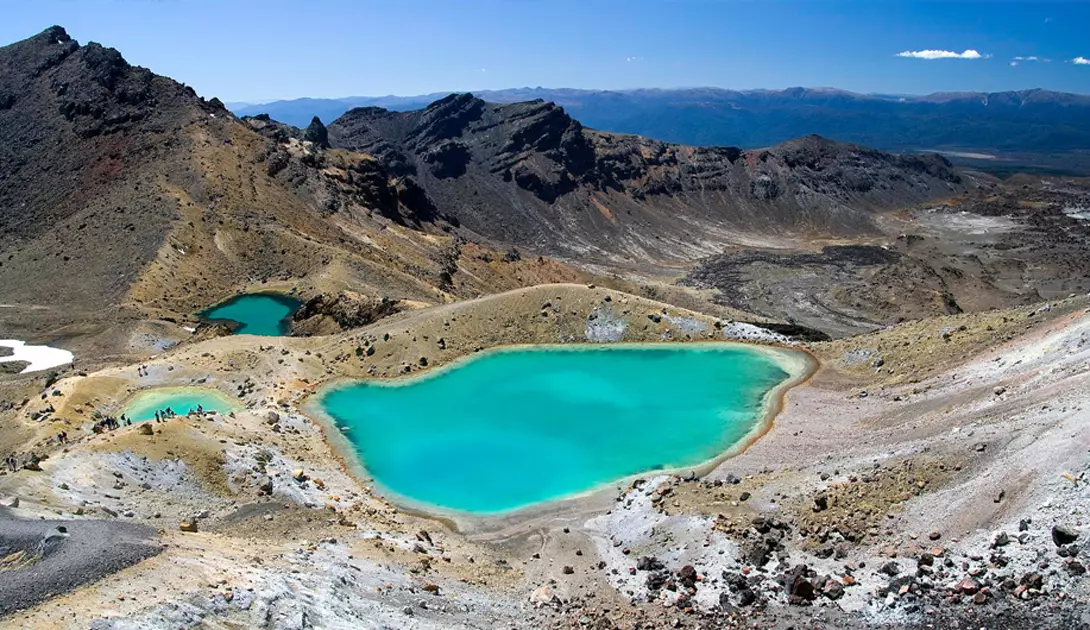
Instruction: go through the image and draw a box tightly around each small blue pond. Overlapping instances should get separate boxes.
[317,344,808,515]
[200,293,302,336]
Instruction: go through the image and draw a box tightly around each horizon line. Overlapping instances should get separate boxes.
[228,85,1090,107]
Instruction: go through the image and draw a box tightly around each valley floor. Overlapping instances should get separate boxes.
[1,285,1089,629]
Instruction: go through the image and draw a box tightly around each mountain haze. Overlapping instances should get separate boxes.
[233,87,1090,157]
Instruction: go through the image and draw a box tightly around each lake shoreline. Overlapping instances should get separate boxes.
[305,340,818,534]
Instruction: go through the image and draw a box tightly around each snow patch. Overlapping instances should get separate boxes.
[0,339,73,373]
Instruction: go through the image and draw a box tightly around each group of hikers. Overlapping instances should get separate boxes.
[92,414,131,433]
[4,452,40,472]
[154,405,207,422]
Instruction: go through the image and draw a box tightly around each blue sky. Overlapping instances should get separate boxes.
[2,1,1089,103]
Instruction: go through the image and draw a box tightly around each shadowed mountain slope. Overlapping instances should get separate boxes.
[328,94,966,263]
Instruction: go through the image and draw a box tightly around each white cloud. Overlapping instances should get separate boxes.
[626,56,643,62]
[896,49,985,60]
[1074,57,1090,65]
[1011,56,1049,66]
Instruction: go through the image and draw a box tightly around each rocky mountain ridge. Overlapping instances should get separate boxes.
[327,93,966,262]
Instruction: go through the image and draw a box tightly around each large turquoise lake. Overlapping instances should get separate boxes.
[200,293,301,336]
[318,344,807,515]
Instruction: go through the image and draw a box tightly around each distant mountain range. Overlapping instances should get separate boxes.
[231,87,1090,156]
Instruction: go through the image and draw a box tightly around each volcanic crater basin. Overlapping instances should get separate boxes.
[199,293,302,336]
[314,343,814,516]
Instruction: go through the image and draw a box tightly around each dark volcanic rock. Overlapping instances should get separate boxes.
[0,26,226,310]
[327,93,967,262]
[291,292,401,336]
[303,115,330,148]
[781,565,817,605]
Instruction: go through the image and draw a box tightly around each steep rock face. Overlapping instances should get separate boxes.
[328,94,967,262]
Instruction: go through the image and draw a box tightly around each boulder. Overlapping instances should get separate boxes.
[179,519,198,533]
[782,565,816,604]
[529,584,560,608]
[956,577,980,595]
[823,579,844,600]
[1052,524,1080,546]
[678,564,698,588]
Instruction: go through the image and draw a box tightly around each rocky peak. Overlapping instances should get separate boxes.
[303,115,330,148]
[0,25,79,82]
[407,92,485,148]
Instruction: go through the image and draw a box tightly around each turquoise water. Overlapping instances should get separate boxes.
[123,387,240,422]
[318,344,798,514]
[200,293,301,336]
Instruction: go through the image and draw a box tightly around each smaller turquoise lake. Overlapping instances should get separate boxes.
[200,293,302,336]
[122,387,241,422]
[318,344,807,515]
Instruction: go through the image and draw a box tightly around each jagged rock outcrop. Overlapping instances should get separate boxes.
[328,94,968,261]
[303,116,329,148]
[291,292,401,336]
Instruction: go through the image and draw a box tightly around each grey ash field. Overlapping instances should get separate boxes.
[2,25,1090,630]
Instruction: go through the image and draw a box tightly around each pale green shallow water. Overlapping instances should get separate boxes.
[122,387,240,422]
[199,293,302,336]
[318,344,801,515]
